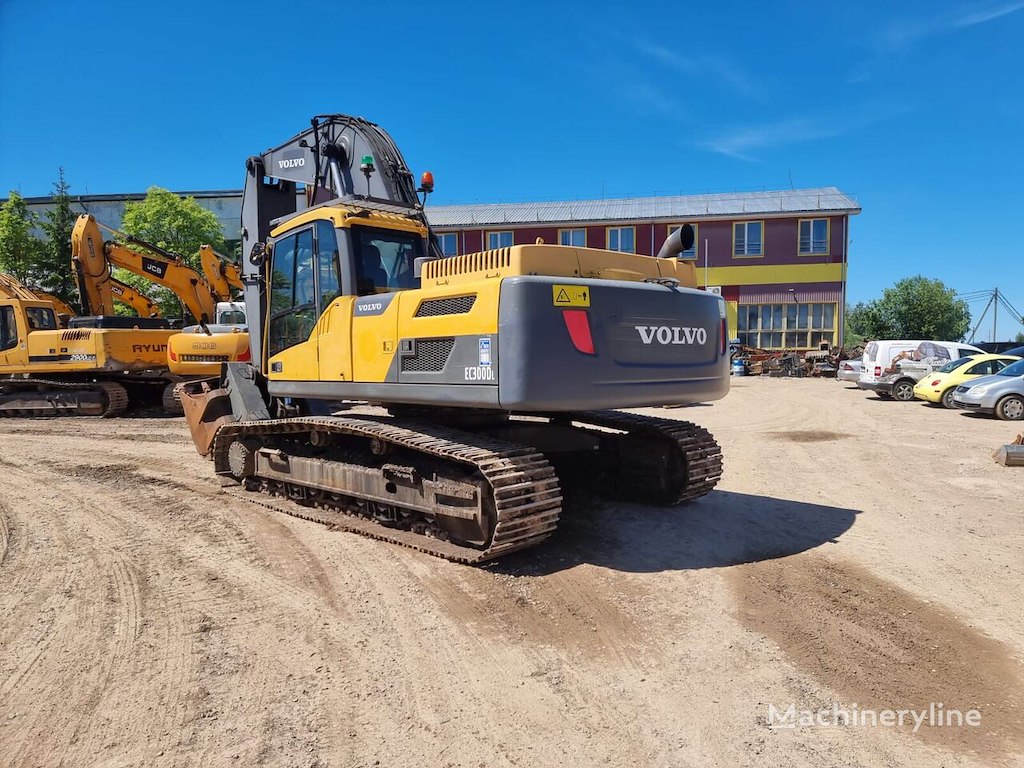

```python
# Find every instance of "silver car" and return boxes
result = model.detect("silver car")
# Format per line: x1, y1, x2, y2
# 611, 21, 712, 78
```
837, 359, 862, 382
951, 358, 1024, 420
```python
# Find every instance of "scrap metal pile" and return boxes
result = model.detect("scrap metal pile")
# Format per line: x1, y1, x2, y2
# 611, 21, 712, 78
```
732, 345, 863, 378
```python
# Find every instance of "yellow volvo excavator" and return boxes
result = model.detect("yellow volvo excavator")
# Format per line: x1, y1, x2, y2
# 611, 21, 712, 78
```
0, 272, 174, 416
181, 114, 729, 562
71, 215, 251, 379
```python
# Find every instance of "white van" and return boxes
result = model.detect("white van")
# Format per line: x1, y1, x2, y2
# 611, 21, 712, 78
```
859, 339, 984, 400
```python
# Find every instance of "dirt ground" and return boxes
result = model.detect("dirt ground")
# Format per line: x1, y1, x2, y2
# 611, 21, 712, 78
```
1, 378, 1022, 768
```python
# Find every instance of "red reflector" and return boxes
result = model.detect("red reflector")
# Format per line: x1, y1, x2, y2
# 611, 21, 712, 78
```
874, 366, 882, 376
562, 309, 595, 355
930, 379, 940, 386
169, 349, 178, 362
237, 346, 251, 362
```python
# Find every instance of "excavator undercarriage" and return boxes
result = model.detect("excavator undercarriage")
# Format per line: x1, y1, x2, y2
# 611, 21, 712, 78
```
184, 374, 722, 563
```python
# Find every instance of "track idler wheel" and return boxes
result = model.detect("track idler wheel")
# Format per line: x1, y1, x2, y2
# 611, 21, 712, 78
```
227, 438, 261, 479
162, 382, 184, 416
98, 381, 130, 418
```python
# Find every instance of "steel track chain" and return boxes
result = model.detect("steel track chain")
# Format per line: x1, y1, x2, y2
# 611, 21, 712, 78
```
567, 410, 724, 503
0, 377, 129, 418
212, 415, 563, 564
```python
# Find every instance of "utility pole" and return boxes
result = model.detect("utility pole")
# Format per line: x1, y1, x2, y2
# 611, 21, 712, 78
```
993, 287, 999, 342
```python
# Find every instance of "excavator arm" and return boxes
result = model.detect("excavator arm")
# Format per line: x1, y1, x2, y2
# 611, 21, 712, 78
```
107, 279, 161, 318
199, 244, 243, 300
72, 214, 240, 323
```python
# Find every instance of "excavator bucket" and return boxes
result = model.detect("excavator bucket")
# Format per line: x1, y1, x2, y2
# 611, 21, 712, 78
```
178, 378, 234, 456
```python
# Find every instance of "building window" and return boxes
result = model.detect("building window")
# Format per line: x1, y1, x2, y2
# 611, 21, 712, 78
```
559, 228, 586, 247
437, 232, 458, 256
799, 218, 829, 255
607, 226, 635, 253
487, 231, 513, 250
668, 223, 698, 259
733, 221, 763, 257
736, 302, 835, 349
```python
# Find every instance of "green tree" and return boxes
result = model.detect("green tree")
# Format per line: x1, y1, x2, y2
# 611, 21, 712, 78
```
119, 186, 225, 317
121, 186, 224, 264
845, 301, 884, 344
867, 276, 970, 340
1015, 331, 1024, 343
37, 168, 79, 308
0, 191, 44, 283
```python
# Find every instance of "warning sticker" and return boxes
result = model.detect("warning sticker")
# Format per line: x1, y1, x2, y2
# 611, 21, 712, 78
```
552, 284, 591, 307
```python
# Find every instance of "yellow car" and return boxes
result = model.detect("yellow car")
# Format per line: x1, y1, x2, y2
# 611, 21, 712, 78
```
914, 354, 1022, 408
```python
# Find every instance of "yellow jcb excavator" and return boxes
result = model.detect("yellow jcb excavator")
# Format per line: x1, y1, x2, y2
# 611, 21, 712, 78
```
179, 114, 730, 563
71, 215, 250, 378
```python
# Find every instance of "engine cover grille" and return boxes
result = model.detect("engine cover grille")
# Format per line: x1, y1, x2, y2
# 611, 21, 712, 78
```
414, 295, 477, 317
401, 338, 455, 373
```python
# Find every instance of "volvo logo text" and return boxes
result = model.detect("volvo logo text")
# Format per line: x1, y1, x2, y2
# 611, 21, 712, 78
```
277, 158, 305, 169
635, 326, 708, 345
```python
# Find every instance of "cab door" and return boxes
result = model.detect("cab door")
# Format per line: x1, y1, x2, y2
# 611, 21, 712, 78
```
0, 303, 26, 370
266, 226, 320, 380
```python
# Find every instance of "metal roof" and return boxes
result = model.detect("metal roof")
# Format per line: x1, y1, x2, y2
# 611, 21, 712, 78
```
425, 187, 860, 228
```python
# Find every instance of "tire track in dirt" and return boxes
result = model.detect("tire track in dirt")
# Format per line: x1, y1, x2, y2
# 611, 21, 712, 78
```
730, 553, 1024, 763
0, 501, 13, 568
0, 432, 335, 766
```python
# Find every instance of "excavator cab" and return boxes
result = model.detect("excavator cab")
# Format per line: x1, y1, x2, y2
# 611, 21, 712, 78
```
261, 205, 431, 377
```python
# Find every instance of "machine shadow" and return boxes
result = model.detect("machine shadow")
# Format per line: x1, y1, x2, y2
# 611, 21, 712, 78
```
490, 490, 860, 576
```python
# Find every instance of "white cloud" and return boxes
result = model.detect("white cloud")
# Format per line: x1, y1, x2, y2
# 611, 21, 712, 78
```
634, 41, 755, 96
701, 119, 843, 161
883, 1, 1024, 49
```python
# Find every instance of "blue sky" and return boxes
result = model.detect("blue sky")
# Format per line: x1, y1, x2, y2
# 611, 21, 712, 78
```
1, 0, 1022, 338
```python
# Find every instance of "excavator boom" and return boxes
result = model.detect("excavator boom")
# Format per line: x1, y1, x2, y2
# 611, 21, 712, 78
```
72, 214, 240, 324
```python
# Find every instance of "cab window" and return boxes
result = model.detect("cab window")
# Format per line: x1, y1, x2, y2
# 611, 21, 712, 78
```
1, 306, 18, 350
218, 310, 246, 325
316, 220, 342, 309
25, 307, 57, 331
268, 227, 315, 357
352, 226, 424, 296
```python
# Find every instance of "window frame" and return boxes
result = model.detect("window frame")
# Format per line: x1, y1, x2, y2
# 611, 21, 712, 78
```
733, 220, 764, 258
798, 217, 830, 256
267, 226, 316, 358
314, 219, 342, 310
606, 225, 636, 253
735, 301, 837, 349
437, 232, 459, 257
558, 228, 587, 247
486, 230, 513, 250
667, 223, 698, 260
